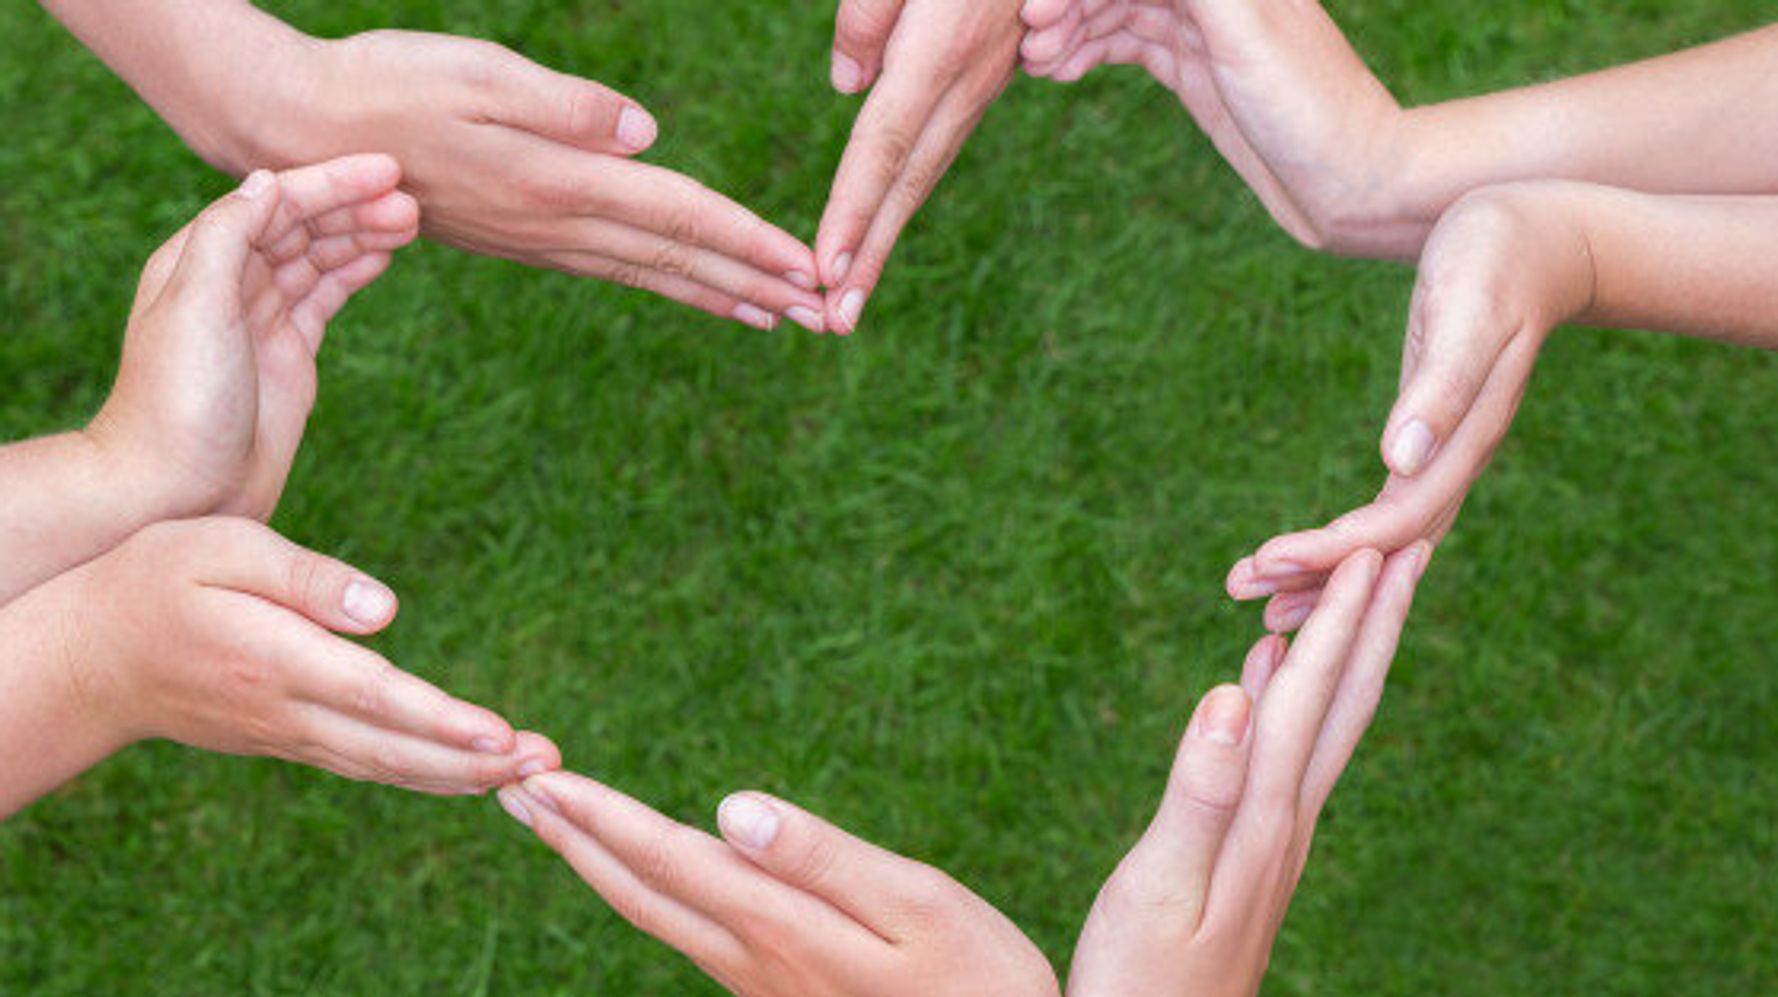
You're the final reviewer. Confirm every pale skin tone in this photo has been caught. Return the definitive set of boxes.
[495,547,1425,997]
[1228,182,1778,629]
[1019,0,1778,260]
[0,160,559,817]
[35,0,829,333]
[818,0,1027,333]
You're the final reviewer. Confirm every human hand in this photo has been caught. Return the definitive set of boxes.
[250,30,824,332]
[1019,0,1422,258]
[498,772,1060,997]
[1070,546,1425,997]
[57,517,559,795]
[816,0,1026,333]
[1226,187,1593,631]
[87,154,418,525]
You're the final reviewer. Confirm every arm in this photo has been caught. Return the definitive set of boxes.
[0,156,417,603]
[0,517,561,821]
[35,1,826,331]
[1230,182,1778,624]
[1020,1,1778,259]
[815,0,1026,333]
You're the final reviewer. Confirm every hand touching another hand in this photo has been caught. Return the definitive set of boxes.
[0,516,559,817]
[89,154,419,524]
[1070,547,1424,997]
[1019,0,1422,258]
[1227,186,1593,631]
[498,773,1060,997]
[817,0,1027,333]
[267,31,827,332]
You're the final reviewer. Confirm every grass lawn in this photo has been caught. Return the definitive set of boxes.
[4,1,1777,993]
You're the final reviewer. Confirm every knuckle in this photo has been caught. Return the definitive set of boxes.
[563,87,613,138]
[634,827,691,894]
[517,172,583,213]
[782,833,841,889]
[871,127,919,181]
[349,664,395,722]
[648,240,697,279]
[891,864,961,926]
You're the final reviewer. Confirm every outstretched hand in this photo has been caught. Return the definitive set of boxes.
[89,154,419,524]
[816,0,1026,333]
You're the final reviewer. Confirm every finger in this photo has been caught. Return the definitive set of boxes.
[1239,550,1383,812]
[134,223,195,313]
[292,707,534,794]
[1299,542,1430,818]
[541,250,765,328]
[278,632,520,756]
[496,780,747,974]
[1020,4,1085,64]
[160,170,284,312]
[1225,556,1324,602]
[262,191,421,267]
[474,43,658,154]
[1251,332,1541,578]
[1381,287,1525,477]
[814,46,958,290]
[1240,634,1288,703]
[186,519,400,635]
[286,252,395,347]
[1263,589,1321,634]
[832,0,910,94]
[520,773,883,953]
[826,80,1002,333]
[1020,0,1077,30]
[269,154,406,227]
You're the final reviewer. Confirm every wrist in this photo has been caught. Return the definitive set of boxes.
[201,16,331,174]
[78,409,206,527]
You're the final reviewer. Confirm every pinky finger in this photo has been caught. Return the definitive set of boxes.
[287,253,394,349]
[544,251,777,331]
[293,708,546,795]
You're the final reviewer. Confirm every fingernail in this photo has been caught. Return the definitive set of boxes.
[1390,420,1436,476]
[471,736,504,754]
[1408,541,1433,581]
[238,170,275,201]
[717,794,781,851]
[733,303,778,331]
[617,106,658,152]
[1231,577,1279,599]
[837,289,865,334]
[1197,688,1251,746]
[342,579,394,626]
[497,787,533,828]
[1257,559,1306,578]
[786,305,825,333]
[517,757,550,779]
[786,270,817,291]
[1270,601,1313,634]
[831,252,853,285]
[831,53,865,93]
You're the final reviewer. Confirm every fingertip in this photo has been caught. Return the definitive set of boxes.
[341,576,398,630]
[497,786,536,829]
[1226,557,1276,600]
[831,51,867,94]
[617,105,658,153]
[716,792,783,852]
[1191,685,1252,746]
[1240,633,1287,700]
[1264,593,1315,634]
[513,730,563,777]
[1384,418,1437,476]
[237,169,276,202]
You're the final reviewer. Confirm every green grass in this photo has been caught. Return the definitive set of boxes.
[4,1,1778,994]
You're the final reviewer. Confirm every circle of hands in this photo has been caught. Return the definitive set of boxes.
[18,0,1590,993]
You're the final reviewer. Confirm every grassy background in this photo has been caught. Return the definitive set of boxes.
[4,1,1777,993]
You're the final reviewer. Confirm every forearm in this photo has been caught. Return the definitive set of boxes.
[1392,25,1778,243]
[0,581,124,820]
[0,432,178,605]
[35,0,319,174]
[1556,187,1778,349]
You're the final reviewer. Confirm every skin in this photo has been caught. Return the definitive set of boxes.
[0,517,561,820]
[496,547,1425,997]
[818,0,1027,333]
[1019,0,1778,259]
[0,155,418,604]
[1227,182,1778,628]
[35,1,828,332]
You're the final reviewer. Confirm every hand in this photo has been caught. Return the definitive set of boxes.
[87,154,419,523]
[1226,187,1592,631]
[498,773,1060,997]
[817,0,1026,333]
[1070,546,1426,997]
[254,30,826,332]
[1019,0,1421,258]
[57,517,559,795]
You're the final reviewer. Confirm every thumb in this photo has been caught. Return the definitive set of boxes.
[477,42,657,154]
[832,0,908,93]
[1380,280,1523,477]
[717,791,952,937]
[161,171,282,312]
[189,519,400,636]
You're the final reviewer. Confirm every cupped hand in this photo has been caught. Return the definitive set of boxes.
[499,772,1060,997]
[1019,0,1420,258]
[1227,187,1593,631]
[1070,546,1426,997]
[61,517,559,795]
[263,30,825,332]
[816,0,1026,333]
[88,154,419,524]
